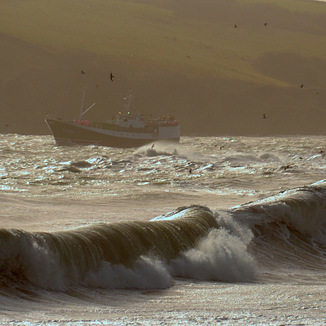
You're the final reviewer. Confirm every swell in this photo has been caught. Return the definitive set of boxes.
[230,181,326,275]
[231,181,326,235]
[2,182,326,294]
[0,205,219,291]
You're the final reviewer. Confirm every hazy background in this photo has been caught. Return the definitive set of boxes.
[1,0,326,136]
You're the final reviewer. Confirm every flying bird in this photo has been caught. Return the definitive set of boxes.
[109,72,115,81]
[300,84,304,88]
[81,70,86,74]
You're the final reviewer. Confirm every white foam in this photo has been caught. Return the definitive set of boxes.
[22,240,66,290]
[83,256,173,290]
[169,227,256,283]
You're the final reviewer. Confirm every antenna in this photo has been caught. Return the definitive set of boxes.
[79,88,87,120]
[125,90,134,111]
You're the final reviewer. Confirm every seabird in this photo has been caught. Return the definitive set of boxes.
[264,23,268,27]
[109,72,115,81]
[263,113,267,119]
[81,70,86,74]
[300,84,304,88]
[234,24,238,28]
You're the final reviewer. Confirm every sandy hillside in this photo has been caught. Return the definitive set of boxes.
[1,0,326,135]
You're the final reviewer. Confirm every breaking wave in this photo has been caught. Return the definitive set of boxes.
[1,181,326,295]
[231,180,326,275]
[0,205,255,294]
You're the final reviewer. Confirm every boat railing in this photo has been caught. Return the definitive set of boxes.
[92,122,157,134]
[73,119,178,131]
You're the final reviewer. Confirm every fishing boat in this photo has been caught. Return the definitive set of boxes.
[45,91,180,148]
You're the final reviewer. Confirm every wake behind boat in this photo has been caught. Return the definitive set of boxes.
[45,91,180,148]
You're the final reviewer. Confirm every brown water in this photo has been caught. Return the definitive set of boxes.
[1,135,326,325]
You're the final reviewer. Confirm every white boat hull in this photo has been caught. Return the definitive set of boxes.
[46,119,180,148]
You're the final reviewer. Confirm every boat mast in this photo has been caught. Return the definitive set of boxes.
[79,87,95,119]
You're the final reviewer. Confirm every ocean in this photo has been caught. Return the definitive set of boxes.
[0,134,326,325]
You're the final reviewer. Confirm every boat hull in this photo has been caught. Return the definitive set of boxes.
[45,119,180,148]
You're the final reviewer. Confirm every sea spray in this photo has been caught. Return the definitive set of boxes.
[169,211,256,283]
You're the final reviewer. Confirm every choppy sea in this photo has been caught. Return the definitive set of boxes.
[1,134,326,325]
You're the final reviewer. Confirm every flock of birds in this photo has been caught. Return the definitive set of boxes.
[80,70,115,82]
[234,22,268,29]
[2,19,323,132]
[79,69,116,92]
[75,20,322,125]
[234,22,321,121]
